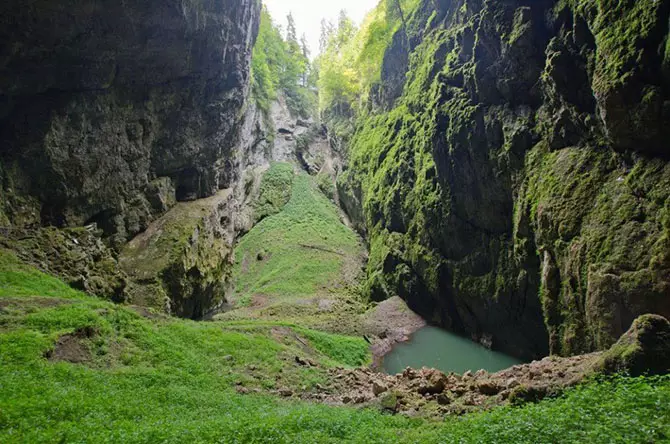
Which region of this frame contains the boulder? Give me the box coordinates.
[372,381,388,396]
[416,369,448,395]
[596,314,670,376]
[119,190,235,318]
[477,381,501,396]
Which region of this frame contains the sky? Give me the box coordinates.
[263,0,379,57]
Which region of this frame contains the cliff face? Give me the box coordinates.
[340,0,670,358]
[0,0,261,316]
[0,0,260,244]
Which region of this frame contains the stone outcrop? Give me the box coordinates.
[119,190,235,319]
[596,314,670,376]
[0,226,129,301]
[0,0,261,246]
[338,0,670,359]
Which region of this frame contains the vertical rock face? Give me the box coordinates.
[341,0,670,359]
[0,0,261,245]
[0,0,261,315]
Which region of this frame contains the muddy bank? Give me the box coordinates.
[361,297,426,370]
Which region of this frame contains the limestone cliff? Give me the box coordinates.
[338,0,670,358]
[0,0,261,316]
[0,0,260,243]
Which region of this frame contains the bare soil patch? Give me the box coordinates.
[361,297,426,369]
[251,294,269,308]
[44,326,98,364]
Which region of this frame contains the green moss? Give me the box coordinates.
[118,191,233,314]
[1,227,128,302]
[570,0,666,94]
[341,21,471,304]
[380,391,400,412]
[316,171,336,201]
[253,162,295,222]
[517,139,670,355]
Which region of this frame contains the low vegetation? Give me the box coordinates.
[226,164,367,333]
[1,249,669,442]
[253,162,295,222]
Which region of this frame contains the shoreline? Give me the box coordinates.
[361,296,427,371]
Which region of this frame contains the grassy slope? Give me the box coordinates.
[1,251,670,442]
[224,164,367,333]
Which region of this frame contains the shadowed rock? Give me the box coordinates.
[596,314,670,376]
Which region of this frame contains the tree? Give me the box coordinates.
[300,33,310,87]
[316,10,360,115]
[319,19,334,54]
[336,10,356,50]
[286,12,298,45]
[250,7,316,117]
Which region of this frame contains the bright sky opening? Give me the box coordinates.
[263,0,379,57]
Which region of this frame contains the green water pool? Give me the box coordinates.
[383,326,524,375]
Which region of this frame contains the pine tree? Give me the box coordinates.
[300,34,310,87]
[336,10,355,49]
[286,12,298,45]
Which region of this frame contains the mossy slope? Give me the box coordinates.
[224,163,367,334]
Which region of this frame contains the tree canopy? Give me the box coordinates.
[251,7,315,117]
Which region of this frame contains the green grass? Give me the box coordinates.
[0,250,86,300]
[234,168,364,304]
[435,375,670,443]
[296,327,369,367]
[2,250,670,442]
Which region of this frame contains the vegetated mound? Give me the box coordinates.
[222,166,368,334]
[596,314,670,376]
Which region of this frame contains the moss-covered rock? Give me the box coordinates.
[0,226,128,302]
[333,0,670,359]
[119,190,235,319]
[596,314,670,376]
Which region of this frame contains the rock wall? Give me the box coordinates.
[0,0,260,246]
[119,190,235,318]
[0,0,261,314]
[115,92,324,318]
[339,0,670,359]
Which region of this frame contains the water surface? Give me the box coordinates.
[383,326,523,375]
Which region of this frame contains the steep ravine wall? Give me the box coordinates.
[337,0,670,359]
[0,0,260,242]
[0,0,262,317]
